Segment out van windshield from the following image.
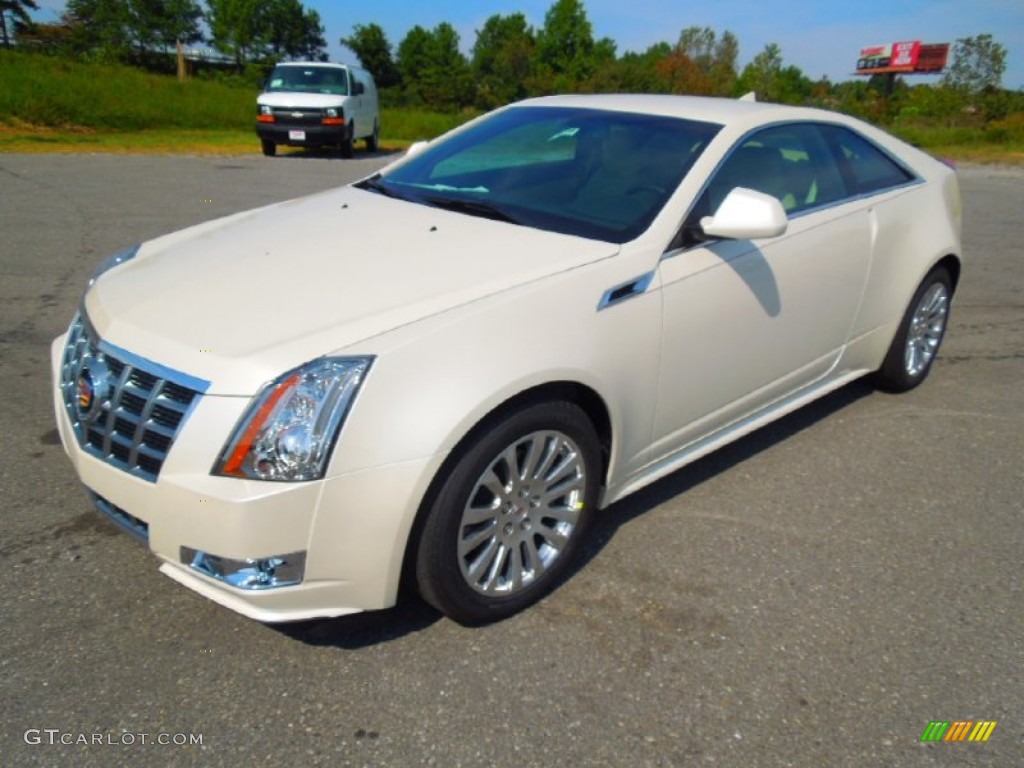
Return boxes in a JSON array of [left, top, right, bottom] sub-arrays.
[[265, 66, 349, 95]]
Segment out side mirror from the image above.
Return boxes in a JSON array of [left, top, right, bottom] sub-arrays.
[[700, 187, 787, 240], [354, 81, 365, 95], [405, 140, 429, 159]]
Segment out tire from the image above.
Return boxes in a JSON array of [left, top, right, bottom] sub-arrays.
[[366, 121, 380, 152], [415, 401, 601, 625], [872, 266, 953, 392], [260, 139, 276, 157], [340, 127, 354, 158]]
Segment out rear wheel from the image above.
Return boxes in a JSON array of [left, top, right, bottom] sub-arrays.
[[260, 139, 276, 157], [415, 401, 601, 625], [366, 121, 380, 152], [873, 266, 953, 392]]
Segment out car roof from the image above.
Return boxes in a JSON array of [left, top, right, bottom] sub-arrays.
[[515, 93, 851, 131]]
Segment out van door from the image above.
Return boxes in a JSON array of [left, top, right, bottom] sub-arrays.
[[348, 71, 365, 139]]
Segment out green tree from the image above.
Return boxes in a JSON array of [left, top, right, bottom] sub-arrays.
[[738, 43, 782, 99], [396, 25, 432, 97], [604, 43, 672, 93], [737, 43, 811, 103], [265, 0, 325, 60], [160, 0, 203, 47], [471, 13, 535, 108], [672, 26, 738, 95], [775, 65, 813, 104], [206, 0, 267, 68], [65, 0, 133, 59], [298, 8, 326, 60], [0, 0, 38, 48], [342, 23, 400, 88], [64, 0, 202, 60], [132, 0, 203, 52], [944, 33, 1007, 95], [535, 0, 604, 90], [397, 23, 472, 110]]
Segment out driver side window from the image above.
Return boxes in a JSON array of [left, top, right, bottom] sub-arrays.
[[690, 123, 847, 234]]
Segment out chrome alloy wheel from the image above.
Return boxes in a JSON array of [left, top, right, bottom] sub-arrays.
[[457, 430, 586, 596], [904, 282, 950, 378]]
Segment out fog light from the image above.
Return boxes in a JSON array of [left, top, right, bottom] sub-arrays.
[[181, 547, 305, 590]]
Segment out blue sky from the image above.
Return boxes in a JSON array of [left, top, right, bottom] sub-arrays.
[[30, 0, 1024, 89]]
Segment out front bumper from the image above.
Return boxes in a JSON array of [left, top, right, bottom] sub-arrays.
[[255, 121, 349, 147], [51, 333, 439, 622]]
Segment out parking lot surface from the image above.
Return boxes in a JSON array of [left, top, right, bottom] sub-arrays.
[[1, 153, 1021, 766]]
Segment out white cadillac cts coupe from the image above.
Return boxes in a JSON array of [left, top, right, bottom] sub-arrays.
[[53, 94, 961, 625]]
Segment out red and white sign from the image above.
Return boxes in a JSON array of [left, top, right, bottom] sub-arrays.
[[890, 41, 922, 69], [856, 40, 946, 74]]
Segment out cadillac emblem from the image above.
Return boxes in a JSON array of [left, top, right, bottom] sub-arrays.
[[76, 371, 94, 412], [75, 357, 110, 422]]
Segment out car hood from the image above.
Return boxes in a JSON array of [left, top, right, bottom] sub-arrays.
[[84, 186, 618, 395]]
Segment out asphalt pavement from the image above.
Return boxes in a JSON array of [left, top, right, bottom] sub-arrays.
[[0, 151, 1021, 767]]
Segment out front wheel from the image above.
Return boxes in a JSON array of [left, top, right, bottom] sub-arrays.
[[873, 266, 953, 392], [366, 121, 379, 152], [415, 401, 601, 625], [339, 127, 354, 159]]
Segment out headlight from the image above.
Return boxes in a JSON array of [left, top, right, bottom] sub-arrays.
[[215, 357, 373, 482], [259, 104, 273, 116], [325, 107, 341, 118], [88, 245, 140, 287]]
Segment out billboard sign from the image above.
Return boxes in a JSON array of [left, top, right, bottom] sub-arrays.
[[856, 41, 949, 75]]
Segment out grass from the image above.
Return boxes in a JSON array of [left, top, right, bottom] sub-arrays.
[[0, 50, 477, 155], [0, 50, 253, 130], [889, 113, 1024, 164], [0, 123, 417, 155], [0, 49, 1020, 162]]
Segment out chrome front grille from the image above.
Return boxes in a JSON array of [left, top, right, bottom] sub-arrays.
[[60, 313, 208, 482], [271, 107, 322, 125]]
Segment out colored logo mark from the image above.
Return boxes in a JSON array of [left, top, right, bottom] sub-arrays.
[[920, 720, 997, 742]]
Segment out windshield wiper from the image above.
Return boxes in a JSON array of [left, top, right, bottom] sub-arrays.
[[423, 196, 522, 225], [355, 175, 404, 200]]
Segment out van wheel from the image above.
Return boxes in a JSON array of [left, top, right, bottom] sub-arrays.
[[260, 139, 276, 157], [340, 127, 354, 159], [366, 121, 379, 152]]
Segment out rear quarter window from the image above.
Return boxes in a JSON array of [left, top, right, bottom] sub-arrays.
[[823, 125, 916, 196]]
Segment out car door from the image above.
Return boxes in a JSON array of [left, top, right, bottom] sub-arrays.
[[649, 122, 871, 456]]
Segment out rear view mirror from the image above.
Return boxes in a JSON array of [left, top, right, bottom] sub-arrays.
[[700, 187, 788, 240]]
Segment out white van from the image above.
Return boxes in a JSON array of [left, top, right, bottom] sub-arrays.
[[256, 62, 379, 158]]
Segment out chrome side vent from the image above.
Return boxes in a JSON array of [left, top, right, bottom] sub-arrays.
[[597, 272, 655, 311]]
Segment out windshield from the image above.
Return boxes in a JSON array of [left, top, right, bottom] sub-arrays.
[[368, 106, 720, 243], [265, 66, 349, 95]]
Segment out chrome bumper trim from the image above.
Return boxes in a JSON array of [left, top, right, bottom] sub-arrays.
[[180, 547, 306, 590], [87, 489, 150, 542]]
